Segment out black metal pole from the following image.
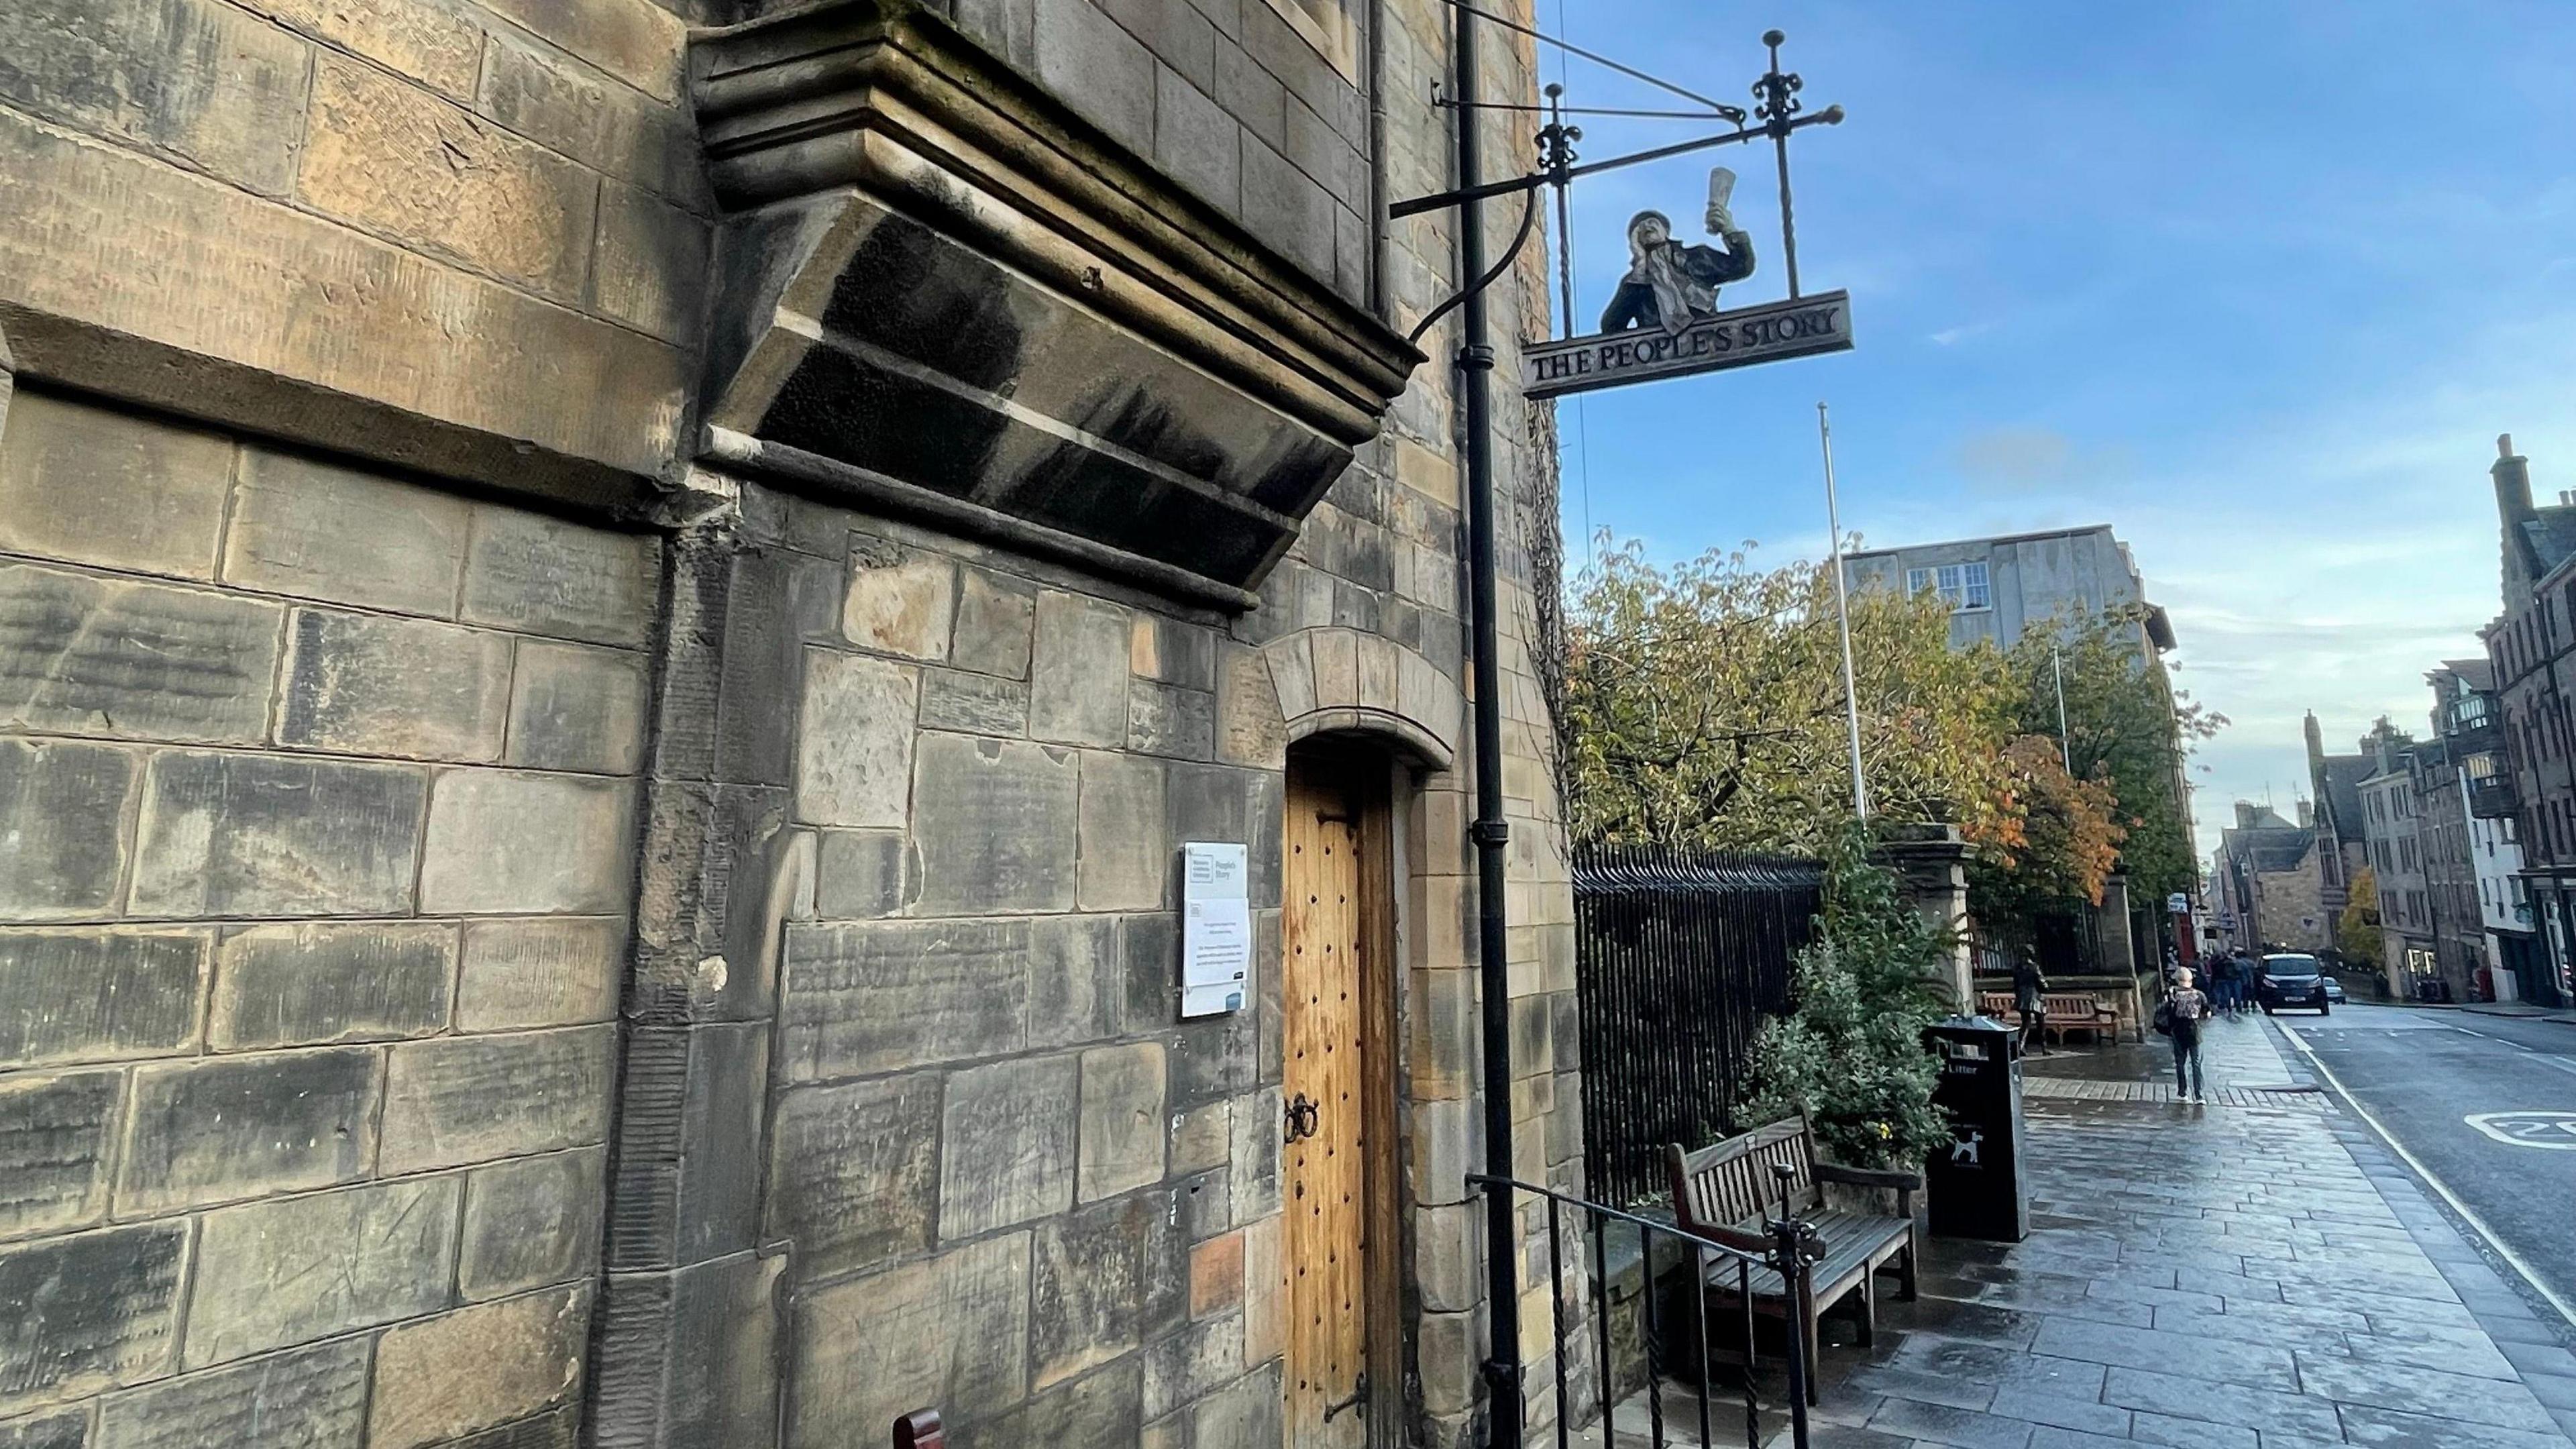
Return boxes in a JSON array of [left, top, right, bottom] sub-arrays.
[[1546, 1197, 1569, 1449], [1761, 30, 1802, 300], [1455, 1, 1523, 1442], [1768, 1165, 1813, 1448], [1546, 84, 1576, 341]]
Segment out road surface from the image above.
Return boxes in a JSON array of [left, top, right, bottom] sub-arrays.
[[2277, 1002, 2576, 1322]]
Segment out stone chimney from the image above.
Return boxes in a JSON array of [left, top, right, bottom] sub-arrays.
[[2304, 712, 2324, 771], [2234, 801, 2262, 828], [2296, 799, 2314, 828], [2498, 433, 2542, 578]]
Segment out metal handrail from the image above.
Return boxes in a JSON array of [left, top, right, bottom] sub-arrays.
[[1467, 1171, 1816, 1449], [1464, 1172, 1770, 1268]]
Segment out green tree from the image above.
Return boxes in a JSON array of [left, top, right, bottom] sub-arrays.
[[1967, 735, 2127, 929], [2002, 606, 2222, 906], [2339, 866, 2384, 969], [1740, 828, 1953, 1168], [1562, 539, 2019, 855]]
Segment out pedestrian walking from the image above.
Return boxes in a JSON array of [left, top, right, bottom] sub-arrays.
[[2210, 951, 2241, 1016], [2012, 949, 2050, 1057], [2159, 967, 2211, 1101]]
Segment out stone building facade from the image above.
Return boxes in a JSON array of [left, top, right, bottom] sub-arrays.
[[2429, 660, 2544, 998], [0, 2, 1581, 1448], [2398, 669, 2493, 1003], [2357, 753, 2435, 994], [1841, 523, 2177, 657], [2212, 804, 2328, 957], [2302, 713, 2374, 942], [2479, 437, 2576, 1007]]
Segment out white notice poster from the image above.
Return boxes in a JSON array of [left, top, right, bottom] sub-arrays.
[[1180, 841, 1251, 1018]]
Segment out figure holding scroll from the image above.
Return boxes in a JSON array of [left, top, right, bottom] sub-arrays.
[[1599, 166, 1757, 335]]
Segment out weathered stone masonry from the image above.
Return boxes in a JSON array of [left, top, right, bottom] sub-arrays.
[[0, 0, 1578, 1447], [0, 390, 646, 1448]]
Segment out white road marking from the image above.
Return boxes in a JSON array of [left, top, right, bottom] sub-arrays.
[[2465, 1112, 2576, 1150], [2282, 1028, 2576, 1332], [2446, 1025, 2576, 1077]]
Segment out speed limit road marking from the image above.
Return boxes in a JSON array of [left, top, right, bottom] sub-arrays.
[[2465, 1111, 2576, 1150]]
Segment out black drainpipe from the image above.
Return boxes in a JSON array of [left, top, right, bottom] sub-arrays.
[[1366, 0, 1389, 323], [1450, 3, 1523, 1441]]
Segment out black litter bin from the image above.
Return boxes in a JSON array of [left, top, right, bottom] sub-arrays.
[[1923, 1014, 2030, 1242]]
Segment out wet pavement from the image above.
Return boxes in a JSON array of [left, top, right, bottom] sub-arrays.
[[2460, 1004, 2576, 1026], [1588, 1009, 2576, 1447], [2279, 1002, 2576, 1319]]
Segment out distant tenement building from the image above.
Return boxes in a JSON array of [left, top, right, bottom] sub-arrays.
[[2477, 437, 2576, 1006], [2213, 802, 2329, 955], [1843, 524, 2178, 655], [1846, 525, 2190, 967]]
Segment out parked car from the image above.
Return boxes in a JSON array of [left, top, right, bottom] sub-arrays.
[[2261, 953, 2332, 1014], [2322, 975, 2347, 1006]]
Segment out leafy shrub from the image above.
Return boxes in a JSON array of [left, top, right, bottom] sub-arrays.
[[1740, 826, 1952, 1169]]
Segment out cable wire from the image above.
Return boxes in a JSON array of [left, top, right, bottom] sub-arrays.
[[1438, 0, 1746, 121], [1442, 100, 1741, 120], [1552, 0, 1595, 559]]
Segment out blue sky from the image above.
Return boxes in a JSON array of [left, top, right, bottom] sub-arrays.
[[1534, 0, 2576, 866]]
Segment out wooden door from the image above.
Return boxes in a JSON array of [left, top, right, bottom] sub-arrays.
[[1281, 753, 1389, 1446]]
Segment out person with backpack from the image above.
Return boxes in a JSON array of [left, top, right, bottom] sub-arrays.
[[2158, 966, 2212, 1102]]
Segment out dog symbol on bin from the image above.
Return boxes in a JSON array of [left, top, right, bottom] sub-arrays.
[[1949, 1127, 1984, 1167]]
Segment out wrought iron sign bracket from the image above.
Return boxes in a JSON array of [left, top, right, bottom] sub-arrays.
[[1391, 23, 1844, 344]]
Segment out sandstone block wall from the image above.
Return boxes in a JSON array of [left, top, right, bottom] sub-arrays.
[[2253, 851, 2330, 954], [743, 498, 1295, 1447], [0, 391, 650, 1449], [946, 0, 1373, 305], [0, 0, 706, 499], [0, 0, 1583, 1442]]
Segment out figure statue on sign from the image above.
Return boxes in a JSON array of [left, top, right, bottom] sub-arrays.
[[1599, 167, 1756, 335]]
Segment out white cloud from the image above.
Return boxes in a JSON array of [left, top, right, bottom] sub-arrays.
[[1843, 303, 2576, 869]]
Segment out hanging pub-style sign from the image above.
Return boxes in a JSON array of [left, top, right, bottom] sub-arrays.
[[1526, 166, 1850, 397], [1524, 162, 1854, 398], [1523, 288, 1851, 399]]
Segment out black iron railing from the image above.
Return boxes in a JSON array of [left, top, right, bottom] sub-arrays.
[[1470, 1171, 1817, 1449], [1572, 848, 1823, 1207], [1972, 902, 2114, 980]]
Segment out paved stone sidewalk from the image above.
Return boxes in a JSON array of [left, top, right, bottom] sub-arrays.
[[2459, 1002, 2576, 1026], [1774, 1012, 2576, 1448]]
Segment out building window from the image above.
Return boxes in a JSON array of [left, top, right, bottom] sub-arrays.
[[1904, 561, 1990, 613], [1252, 0, 1361, 82]]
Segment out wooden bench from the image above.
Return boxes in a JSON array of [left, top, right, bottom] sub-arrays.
[[1667, 1116, 1921, 1403], [1978, 991, 2121, 1044]]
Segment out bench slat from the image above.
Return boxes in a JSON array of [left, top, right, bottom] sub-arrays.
[[1699, 1212, 1911, 1301], [1669, 1112, 1919, 1406]]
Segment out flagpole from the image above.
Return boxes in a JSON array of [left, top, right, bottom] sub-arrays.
[[1818, 402, 1869, 819], [2052, 641, 2072, 771]]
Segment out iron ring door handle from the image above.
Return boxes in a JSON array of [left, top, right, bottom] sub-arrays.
[[1284, 1093, 1320, 1144]]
